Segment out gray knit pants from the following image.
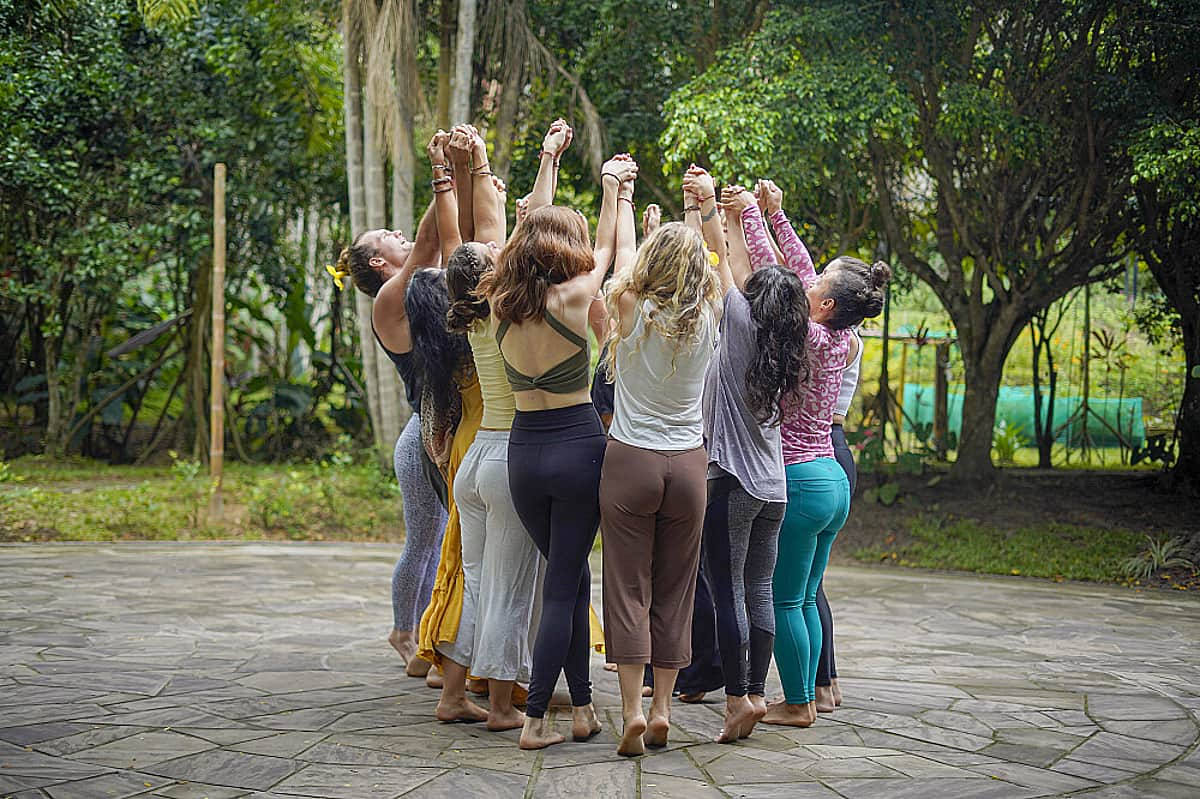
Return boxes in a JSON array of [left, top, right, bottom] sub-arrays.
[[391, 415, 448, 631]]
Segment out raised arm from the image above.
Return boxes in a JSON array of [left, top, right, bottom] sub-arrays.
[[741, 203, 775, 269], [465, 125, 506, 244], [527, 118, 571, 214], [613, 171, 638, 279], [408, 200, 440, 268], [682, 165, 732, 297], [585, 153, 638, 296], [760, 179, 816, 287], [428, 131, 462, 265], [721, 185, 756, 291], [754, 181, 787, 266], [682, 167, 702, 235], [447, 126, 475, 243], [642, 203, 661, 240]]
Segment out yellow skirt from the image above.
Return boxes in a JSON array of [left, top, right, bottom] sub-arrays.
[[417, 375, 483, 666]]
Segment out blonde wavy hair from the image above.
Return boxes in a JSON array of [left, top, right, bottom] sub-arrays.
[[604, 222, 721, 378]]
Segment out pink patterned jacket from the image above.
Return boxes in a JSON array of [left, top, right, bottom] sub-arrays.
[[742, 205, 851, 465]]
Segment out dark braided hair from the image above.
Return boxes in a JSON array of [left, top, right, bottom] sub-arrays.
[[406, 269, 473, 418], [743, 265, 811, 426], [446, 243, 493, 334]]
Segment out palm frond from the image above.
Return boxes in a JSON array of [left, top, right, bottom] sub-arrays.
[[137, 0, 200, 28]]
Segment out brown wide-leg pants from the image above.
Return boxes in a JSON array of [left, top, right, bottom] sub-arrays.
[[599, 438, 707, 668]]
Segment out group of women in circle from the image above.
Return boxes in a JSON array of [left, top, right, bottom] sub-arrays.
[[337, 118, 890, 756]]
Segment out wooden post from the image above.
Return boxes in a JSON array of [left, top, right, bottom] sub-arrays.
[[897, 341, 908, 448], [934, 341, 950, 460], [209, 163, 226, 521]]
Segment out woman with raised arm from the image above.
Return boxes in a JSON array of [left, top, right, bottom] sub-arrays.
[[691, 184, 811, 743], [741, 179, 890, 728], [479, 142, 636, 750], [599, 164, 727, 756], [409, 131, 490, 723], [339, 162, 447, 678], [438, 125, 543, 732]]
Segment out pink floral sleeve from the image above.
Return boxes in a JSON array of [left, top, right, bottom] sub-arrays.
[[768, 209, 816, 288], [740, 205, 775, 270]]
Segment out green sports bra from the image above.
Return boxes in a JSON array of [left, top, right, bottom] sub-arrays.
[[496, 310, 590, 394]]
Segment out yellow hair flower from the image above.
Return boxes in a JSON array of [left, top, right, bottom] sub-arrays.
[[325, 263, 348, 290], [707, 250, 720, 267]]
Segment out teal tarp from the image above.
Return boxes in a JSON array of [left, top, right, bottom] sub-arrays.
[[900, 384, 1145, 449]]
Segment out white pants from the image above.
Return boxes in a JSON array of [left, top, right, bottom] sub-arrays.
[[438, 430, 544, 681]]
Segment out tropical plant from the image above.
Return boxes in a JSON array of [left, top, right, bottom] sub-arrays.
[[1122, 535, 1197, 581]]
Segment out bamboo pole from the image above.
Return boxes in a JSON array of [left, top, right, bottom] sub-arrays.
[[209, 163, 226, 521]]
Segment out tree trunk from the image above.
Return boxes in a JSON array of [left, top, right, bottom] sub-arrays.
[[391, 87, 416, 424], [1175, 313, 1200, 492], [955, 357, 1003, 481], [450, 0, 476, 125], [436, 0, 455, 129], [493, 66, 521, 180], [182, 252, 212, 462], [343, 13, 386, 466]]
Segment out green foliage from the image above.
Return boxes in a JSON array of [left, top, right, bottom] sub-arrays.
[[855, 517, 1146, 584], [1122, 536, 1197, 581], [1, 457, 402, 542], [992, 421, 1027, 466]]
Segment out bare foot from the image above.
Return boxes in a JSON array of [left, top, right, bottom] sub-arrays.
[[815, 685, 836, 713], [572, 703, 602, 741], [487, 707, 525, 731], [832, 678, 843, 706], [435, 696, 489, 723], [761, 701, 817, 728], [641, 685, 653, 697], [388, 629, 416, 664], [743, 694, 768, 739], [645, 713, 669, 748], [677, 692, 705, 704], [406, 654, 432, 678], [718, 696, 756, 744], [467, 678, 489, 696], [519, 715, 565, 750], [425, 668, 444, 689], [618, 713, 646, 757]]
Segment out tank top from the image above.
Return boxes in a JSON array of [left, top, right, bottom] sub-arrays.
[[609, 298, 717, 451], [496, 309, 590, 394], [468, 318, 516, 430], [833, 329, 864, 417]]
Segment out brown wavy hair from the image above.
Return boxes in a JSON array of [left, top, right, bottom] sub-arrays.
[[480, 206, 594, 323]]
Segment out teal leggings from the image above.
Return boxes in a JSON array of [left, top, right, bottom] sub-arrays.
[[772, 457, 850, 704]]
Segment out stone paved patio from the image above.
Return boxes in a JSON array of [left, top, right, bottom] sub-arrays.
[[1, 543, 1198, 799]]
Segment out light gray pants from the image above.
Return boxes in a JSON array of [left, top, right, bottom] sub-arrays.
[[391, 415, 448, 631], [438, 430, 543, 681]]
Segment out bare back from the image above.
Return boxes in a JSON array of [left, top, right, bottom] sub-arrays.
[[494, 277, 595, 411]]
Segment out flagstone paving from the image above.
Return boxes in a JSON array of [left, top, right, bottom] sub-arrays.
[[1, 543, 1199, 798]]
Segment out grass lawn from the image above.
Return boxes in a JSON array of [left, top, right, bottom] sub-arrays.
[[852, 516, 1147, 584], [1, 456, 404, 543]]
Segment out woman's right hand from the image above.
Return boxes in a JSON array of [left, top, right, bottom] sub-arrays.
[[427, 130, 450, 166], [758, 179, 783, 215], [642, 203, 661, 237], [542, 118, 572, 158], [721, 185, 756, 217], [601, 153, 638, 187]]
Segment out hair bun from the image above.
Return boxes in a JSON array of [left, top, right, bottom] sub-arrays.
[[869, 260, 892, 290]]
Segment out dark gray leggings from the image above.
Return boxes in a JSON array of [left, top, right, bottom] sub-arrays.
[[703, 474, 785, 697], [815, 424, 857, 687], [507, 404, 607, 719]]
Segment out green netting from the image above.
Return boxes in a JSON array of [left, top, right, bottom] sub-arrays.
[[900, 384, 1145, 449]]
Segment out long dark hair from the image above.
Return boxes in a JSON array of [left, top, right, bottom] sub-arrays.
[[446, 243, 492, 334], [743, 265, 811, 425], [406, 269, 473, 417]]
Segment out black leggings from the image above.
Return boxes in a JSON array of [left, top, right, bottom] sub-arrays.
[[816, 424, 857, 687], [507, 403, 606, 718]]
